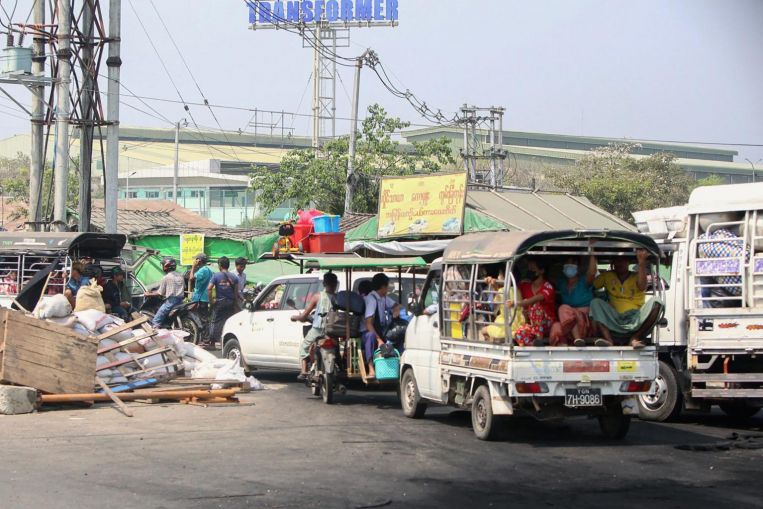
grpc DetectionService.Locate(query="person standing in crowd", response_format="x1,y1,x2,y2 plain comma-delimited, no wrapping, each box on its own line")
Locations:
206,256,239,349
190,253,213,339
144,258,185,329
103,267,132,319
234,257,248,302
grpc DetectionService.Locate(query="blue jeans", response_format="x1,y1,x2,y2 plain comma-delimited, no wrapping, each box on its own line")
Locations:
152,296,183,328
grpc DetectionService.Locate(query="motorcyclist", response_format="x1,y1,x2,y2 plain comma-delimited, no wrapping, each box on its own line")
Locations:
144,257,186,328
291,272,339,381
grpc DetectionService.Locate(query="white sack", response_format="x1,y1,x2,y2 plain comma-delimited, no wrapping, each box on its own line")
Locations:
75,309,114,332
33,294,72,319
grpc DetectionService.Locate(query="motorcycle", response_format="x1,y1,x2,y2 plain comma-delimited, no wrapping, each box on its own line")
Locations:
140,294,206,345
306,335,346,404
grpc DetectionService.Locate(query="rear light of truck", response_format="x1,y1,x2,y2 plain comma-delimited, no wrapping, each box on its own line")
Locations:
620,381,653,393
515,382,549,394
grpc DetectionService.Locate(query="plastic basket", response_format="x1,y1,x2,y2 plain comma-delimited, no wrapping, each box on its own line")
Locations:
313,215,341,233
372,348,400,381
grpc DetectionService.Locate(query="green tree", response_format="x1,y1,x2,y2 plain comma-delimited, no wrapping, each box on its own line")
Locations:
0,154,81,221
549,143,698,223
251,104,456,215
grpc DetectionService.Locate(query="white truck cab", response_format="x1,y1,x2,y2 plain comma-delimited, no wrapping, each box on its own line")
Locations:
400,230,661,441
634,182,763,420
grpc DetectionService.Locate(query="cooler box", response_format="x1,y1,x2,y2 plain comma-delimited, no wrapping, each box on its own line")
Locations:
290,223,314,251
307,232,345,253
313,215,341,233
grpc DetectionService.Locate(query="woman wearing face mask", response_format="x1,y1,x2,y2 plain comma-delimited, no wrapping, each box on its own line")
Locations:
512,258,557,346
550,257,594,346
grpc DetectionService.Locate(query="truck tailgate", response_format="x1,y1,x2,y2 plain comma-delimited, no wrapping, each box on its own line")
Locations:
510,347,657,396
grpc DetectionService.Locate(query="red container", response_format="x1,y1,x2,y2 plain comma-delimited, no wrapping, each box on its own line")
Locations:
290,223,314,251
307,232,346,253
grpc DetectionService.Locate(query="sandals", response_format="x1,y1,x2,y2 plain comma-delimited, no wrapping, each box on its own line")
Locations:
594,338,613,347
630,339,647,349
573,338,586,347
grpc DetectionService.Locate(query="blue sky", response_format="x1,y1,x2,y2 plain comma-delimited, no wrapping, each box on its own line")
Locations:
1,0,761,161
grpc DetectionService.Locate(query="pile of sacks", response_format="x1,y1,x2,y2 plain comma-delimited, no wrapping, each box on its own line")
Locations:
33,294,263,390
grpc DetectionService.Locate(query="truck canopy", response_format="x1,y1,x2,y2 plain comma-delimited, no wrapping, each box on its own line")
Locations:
443,230,660,264
304,256,428,271
0,232,127,259
688,182,763,215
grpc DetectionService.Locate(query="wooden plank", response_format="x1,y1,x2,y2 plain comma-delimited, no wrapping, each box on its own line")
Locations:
0,309,97,394
40,388,240,404
95,376,133,417
97,331,154,355
95,315,149,341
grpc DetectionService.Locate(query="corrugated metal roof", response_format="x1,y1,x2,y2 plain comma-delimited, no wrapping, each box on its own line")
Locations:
466,189,634,232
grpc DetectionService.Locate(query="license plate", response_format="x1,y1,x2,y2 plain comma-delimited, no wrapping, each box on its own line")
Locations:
564,387,602,407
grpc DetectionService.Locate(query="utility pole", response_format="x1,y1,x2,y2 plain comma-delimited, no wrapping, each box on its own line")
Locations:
459,105,507,189
104,0,122,233
29,0,46,231
344,50,370,214
53,0,72,231
78,3,96,232
173,119,186,203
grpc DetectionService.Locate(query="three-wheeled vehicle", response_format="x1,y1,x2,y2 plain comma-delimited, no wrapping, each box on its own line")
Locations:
0,232,148,311
221,255,429,403
400,230,662,440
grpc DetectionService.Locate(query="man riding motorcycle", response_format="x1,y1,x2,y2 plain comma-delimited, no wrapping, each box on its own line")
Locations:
291,272,339,382
143,257,186,328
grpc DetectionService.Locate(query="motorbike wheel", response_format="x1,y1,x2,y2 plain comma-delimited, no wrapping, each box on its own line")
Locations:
176,315,201,345
321,373,334,405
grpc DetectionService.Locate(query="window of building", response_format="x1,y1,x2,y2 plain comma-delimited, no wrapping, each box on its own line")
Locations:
145,191,160,199
127,191,138,199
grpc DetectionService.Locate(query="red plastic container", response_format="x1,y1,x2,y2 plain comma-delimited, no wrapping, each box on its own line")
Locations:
307,232,346,253
290,223,314,251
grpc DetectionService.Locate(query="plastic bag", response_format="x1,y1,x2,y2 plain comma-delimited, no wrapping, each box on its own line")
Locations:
74,279,106,312
33,294,72,319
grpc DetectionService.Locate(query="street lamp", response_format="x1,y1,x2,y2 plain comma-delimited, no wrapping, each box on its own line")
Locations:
745,158,762,183
125,170,137,201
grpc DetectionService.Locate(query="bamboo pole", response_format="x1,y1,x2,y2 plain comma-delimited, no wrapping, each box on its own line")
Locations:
40,388,240,404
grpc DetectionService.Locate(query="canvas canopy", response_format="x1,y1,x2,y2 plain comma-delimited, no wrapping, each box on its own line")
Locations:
443,230,660,264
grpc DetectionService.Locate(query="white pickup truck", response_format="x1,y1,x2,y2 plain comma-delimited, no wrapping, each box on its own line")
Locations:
634,182,763,421
399,230,660,440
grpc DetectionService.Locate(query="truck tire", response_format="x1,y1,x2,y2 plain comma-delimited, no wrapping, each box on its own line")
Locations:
400,369,427,419
471,385,504,441
638,360,682,422
719,401,761,420
598,403,631,440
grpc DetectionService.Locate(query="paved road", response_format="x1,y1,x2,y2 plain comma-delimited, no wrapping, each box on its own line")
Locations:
1,371,762,509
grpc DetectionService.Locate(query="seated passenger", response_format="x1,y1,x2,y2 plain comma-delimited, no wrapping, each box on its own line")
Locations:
64,263,90,308
103,267,132,320
1,270,18,294
512,258,557,347
587,249,661,348
550,257,594,346
361,273,400,379
480,271,526,343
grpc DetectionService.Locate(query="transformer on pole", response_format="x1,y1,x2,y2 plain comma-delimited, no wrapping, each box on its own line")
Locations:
459,105,507,189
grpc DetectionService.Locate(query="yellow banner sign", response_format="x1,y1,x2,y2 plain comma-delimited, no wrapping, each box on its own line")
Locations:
377,173,467,238
180,234,205,266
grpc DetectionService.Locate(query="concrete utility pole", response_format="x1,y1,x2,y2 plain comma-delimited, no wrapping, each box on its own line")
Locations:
459,105,507,189
53,0,72,231
344,50,370,214
104,0,122,233
173,119,186,203
29,0,46,231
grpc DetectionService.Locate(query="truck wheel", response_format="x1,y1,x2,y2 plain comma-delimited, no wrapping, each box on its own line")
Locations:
719,401,761,420
638,360,682,422
321,373,334,405
471,385,503,441
599,403,632,440
400,369,427,419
